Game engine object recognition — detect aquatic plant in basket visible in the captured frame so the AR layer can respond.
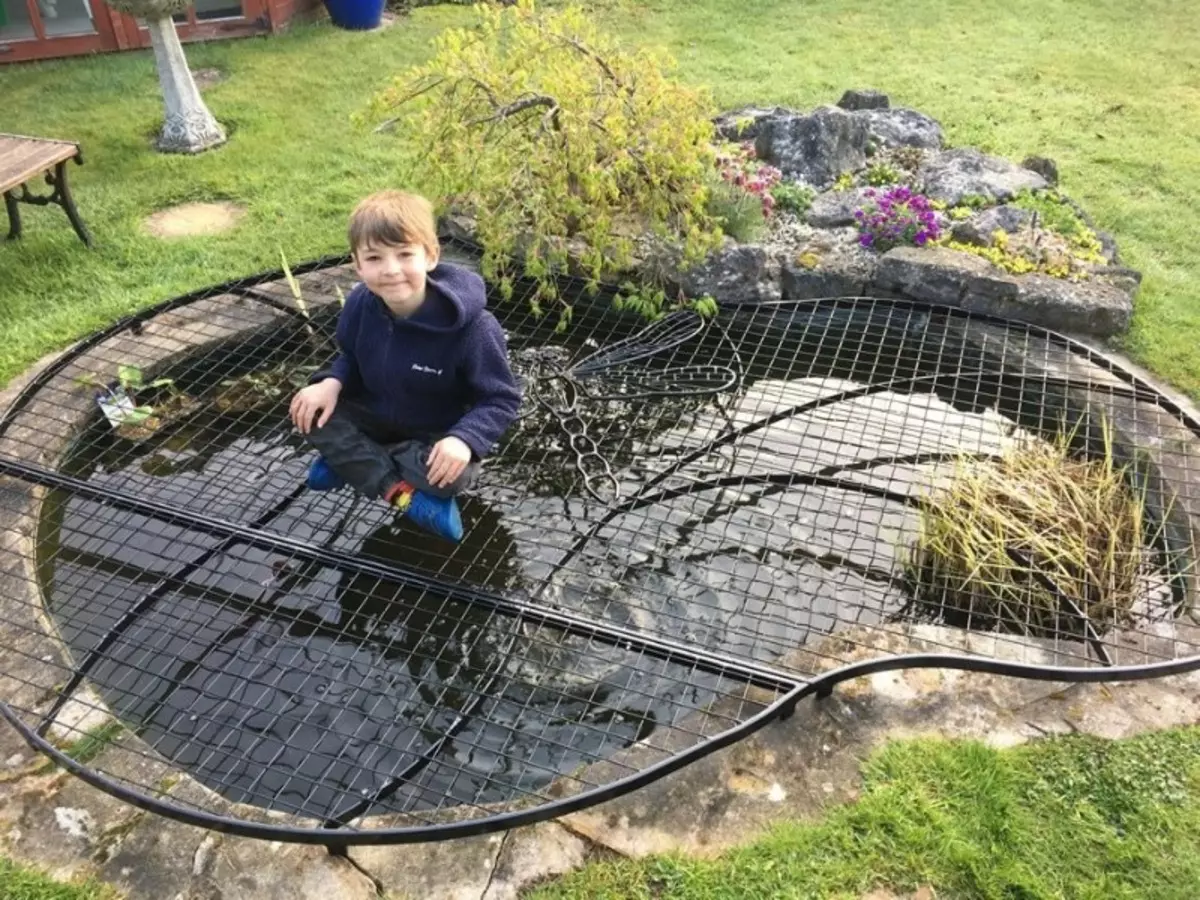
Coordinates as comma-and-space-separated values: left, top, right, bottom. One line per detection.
907, 422, 1154, 641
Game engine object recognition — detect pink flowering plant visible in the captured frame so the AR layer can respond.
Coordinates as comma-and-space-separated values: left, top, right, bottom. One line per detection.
714, 142, 782, 218
854, 186, 942, 251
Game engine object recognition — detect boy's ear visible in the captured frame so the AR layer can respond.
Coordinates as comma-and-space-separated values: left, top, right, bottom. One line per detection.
426, 246, 441, 271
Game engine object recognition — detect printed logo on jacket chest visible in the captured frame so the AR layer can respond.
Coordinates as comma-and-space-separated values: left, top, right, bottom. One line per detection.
411, 363, 444, 376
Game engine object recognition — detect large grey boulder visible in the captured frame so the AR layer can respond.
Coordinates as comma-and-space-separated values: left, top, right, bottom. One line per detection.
920, 148, 1048, 205
806, 187, 876, 228
754, 106, 870, 189
857, 108, 945, 150
678, 242, 782, 306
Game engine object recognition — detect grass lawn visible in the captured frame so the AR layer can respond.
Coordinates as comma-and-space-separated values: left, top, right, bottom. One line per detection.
532, 726, 1200, 900
0, 0, 1198, 391
0, 859, 114, 900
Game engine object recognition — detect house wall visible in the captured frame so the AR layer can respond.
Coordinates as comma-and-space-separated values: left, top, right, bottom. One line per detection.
0, 0, 321, 63
265, 0, 322, 32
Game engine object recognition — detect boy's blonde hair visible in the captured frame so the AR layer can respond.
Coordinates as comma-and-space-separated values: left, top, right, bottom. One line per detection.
348, 191, 439, 258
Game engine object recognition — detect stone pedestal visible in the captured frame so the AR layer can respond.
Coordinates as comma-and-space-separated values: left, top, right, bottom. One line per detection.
146, 17, 227, 154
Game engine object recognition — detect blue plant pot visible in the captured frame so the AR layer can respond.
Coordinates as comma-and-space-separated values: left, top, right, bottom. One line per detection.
323, 0, 384, 31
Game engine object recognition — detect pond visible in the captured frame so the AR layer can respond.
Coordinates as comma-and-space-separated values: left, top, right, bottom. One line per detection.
35, 292, 1188, 827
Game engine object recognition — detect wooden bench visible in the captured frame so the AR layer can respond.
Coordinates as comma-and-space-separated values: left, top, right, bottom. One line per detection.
1, 133, 92, 247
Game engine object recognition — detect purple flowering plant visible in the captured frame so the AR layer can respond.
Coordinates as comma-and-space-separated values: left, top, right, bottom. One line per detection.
854, 186, 942, 251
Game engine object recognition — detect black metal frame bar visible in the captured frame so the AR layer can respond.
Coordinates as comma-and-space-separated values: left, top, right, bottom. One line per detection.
5, 644, 1199, 847
1, 457, 803, 696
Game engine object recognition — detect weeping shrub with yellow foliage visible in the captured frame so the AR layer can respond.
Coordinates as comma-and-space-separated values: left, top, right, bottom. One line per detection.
363, 1, 726, 326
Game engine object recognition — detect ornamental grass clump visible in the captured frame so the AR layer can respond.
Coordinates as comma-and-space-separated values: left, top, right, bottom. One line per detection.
854, 186, 942, 251
908, 423, 1150, 640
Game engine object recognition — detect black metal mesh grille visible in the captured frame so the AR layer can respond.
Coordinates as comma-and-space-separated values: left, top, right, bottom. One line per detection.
1, 242, 1198, 843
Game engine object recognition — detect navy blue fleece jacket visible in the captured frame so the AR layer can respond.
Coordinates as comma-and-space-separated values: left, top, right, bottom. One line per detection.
325, 263, 522, 459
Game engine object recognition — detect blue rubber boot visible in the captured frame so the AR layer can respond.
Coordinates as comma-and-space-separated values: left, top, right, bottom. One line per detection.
397, 490, 464, 542
306, 457, 345, 491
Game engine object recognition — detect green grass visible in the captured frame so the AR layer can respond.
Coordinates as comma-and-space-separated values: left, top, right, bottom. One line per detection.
59, 721, 124, 766
0, 860, 115, 900
0, 0, 1198, 392
531, 726, 1200, 900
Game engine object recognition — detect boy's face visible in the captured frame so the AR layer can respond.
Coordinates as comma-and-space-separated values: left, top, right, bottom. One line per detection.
353, 240, 439, 309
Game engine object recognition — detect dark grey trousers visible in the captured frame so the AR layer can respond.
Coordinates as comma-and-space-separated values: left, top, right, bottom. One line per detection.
303, 399, 479, 500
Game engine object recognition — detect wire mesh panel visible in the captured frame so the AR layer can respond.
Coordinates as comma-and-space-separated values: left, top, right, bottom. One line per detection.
1, 242, 1198, 843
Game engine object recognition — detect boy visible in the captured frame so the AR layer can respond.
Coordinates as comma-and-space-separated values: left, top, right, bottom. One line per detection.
289, 190, 522, 542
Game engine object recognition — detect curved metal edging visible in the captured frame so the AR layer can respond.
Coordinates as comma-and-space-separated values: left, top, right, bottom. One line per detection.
3, 255, 1197, 445
1, 255, 1199, 844
5, 648, 1200, 846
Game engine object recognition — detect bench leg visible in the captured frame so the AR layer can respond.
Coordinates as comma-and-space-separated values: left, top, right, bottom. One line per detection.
3, 191, 20, 241
53, 161, 92, 248
5, 159, 92, 248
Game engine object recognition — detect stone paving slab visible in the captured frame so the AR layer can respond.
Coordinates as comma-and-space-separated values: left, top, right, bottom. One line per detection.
351, 831, 505, 900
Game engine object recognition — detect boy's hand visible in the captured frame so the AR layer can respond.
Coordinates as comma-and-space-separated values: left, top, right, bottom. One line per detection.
289, 379, 341, 434
427, 436, 471, 489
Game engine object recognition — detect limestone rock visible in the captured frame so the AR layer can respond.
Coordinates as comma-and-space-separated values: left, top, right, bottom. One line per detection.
482, 824, 588, 900
873, 245, 1019, 309
806, 186, 875, 228
782, 243, 881, 300
352, 833, 505, 900
678, 241, 782, 305
1009, 273, 1133, 336
870, 246, 1131, 336
1022, 154, 1060, 185
837, 88, 890, 110
950, 204, 1035, 246
713, 105, 790, 142
857, 107, 945, 150
920, 148, 1048, 205
754, 106, 871, 189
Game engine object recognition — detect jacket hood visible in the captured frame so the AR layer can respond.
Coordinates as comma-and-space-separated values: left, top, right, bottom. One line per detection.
377, 262, 487, 334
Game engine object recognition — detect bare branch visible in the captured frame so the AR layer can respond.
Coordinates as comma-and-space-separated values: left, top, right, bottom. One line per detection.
470, 94, 560, 127
372, 77, 449, 133
467, 77, 502, 110
379, 76, 447, 111
555, 34, 623, 88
